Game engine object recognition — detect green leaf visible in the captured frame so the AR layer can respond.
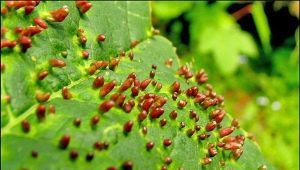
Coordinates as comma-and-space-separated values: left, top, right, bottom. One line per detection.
1, 1, 274, 170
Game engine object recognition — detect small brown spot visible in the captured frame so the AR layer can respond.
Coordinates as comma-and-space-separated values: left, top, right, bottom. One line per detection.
258, 165, 268, 170
49, 59, 66, 68
142, 126, 148, 135
76, 0, 92, 14
169, 110, 177, 120
140, 79, 151, 91
219, 127, 235, 137
82, 50, 89, 59
156, 83, 162, 91
109, 58, 120, 70
93, 76, 104, 89
164, 157, 172, 165
202, 157, 212, 165
130, 40, 139, 48
208, 147, 218, 157
149, 70, 155, 78
100, 80, 116, 97
86, 152, 94, 161
186, 128, 195, 137
21, 119, 30, 133
37, 70, 48, 80
165, 58, 173, 68
90, 115, 100, 126
163, 139, 172, 147
205, 121, 217, 132
194, 125, 201, 131
62, 86, 72, 99
161, 166, 167, 170
131, 86, 139, 97
128, 51, 134, 60
36, 104, 46, 121
69, 150, 78, 160
152, 64, 157, 69
231, 118, 240, 128
177, 100, 187, 109
119, 78, 134, 92
122, 160, 133, 170
171, 81, 180, 93
33, 17, 47, 29
123, 120, 134, 133
138, 110, 147, 122
31, 150, 38, 158
180, 122, 185, 128
48, 104, 56, 113
35, 92, 51, 103
73, 117, 81, 127
160, 119, 167, 127
106, 167, 117, 170
99, 100, 115, 112
146, 141, 155, 151
123, 102, 133, 113
49, 6, 69, 22
198, 134, 207, 141
150, 107, 164, 119
59, 134, 71, 149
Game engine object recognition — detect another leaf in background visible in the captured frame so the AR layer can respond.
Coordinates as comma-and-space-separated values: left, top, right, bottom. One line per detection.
152, 1, 193, 20
252, 2, 272, 55
188, 3, 258, 75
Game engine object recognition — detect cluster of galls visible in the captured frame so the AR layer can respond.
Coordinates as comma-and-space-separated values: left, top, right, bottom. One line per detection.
1, 1, 92, 52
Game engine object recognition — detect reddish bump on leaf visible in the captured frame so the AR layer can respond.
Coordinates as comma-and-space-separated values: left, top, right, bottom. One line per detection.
127, 72, 137, 80
123, 102, 133, 113
48, 104, 56, 113
69, 150, 78, 160
33, 17, 48, 29
82, 50, 89, 59
99, 100, 115, 112
141, 98, 154, 112
73, 117, 81, 127
150, 107, 164, 119
169, 110, 177, 120
36, 104, 46, 121
171, 81, 180, 93
163, 138, 172, 147
119, 78, 134, 92
93, 76, 104, 89
142, 126, 148, 135
106, 167, 117, 170
31, 150, 38, 158
86, 152, 94, 161
177, 100, 187, 109
138, 110, 147, 122
91, 115, 100, 126
160, 119, 167, 127
0, 62, 5, 72
186, 128, 195, 137
115, 95, 126, 107
35, 92, 51, 103
219, 126, 235, 138
49, 58, 66, 68
165, 58, 173, 68
109, 58, 120, 70
19, 36, 32, 52
128, 51, 134, 60
37, 70, 48, 80
100, 80, 116, 97
49, 6, 69, 22
149, 70, 155, 78
25, 6, 35, 15
205, 121, 217, 132
62, 87, 72, 99
208, 147, 218, 157
123, 120, 134, 133
130, 40, 139, 48
122, 160, 133, 170
164, 157, 172, 164
146, 141, 155, 151
59, 134, 71, 149
97, 34, 106, 42
202, 157, 212, 165
76, 0, 92, 14
140, 78, 151, 91
131, 86, 139, 97
155, 83, 162, 91
21, 119, 30, 133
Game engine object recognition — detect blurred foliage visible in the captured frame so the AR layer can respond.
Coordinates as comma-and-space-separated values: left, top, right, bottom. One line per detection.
152, 1, 299, 170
